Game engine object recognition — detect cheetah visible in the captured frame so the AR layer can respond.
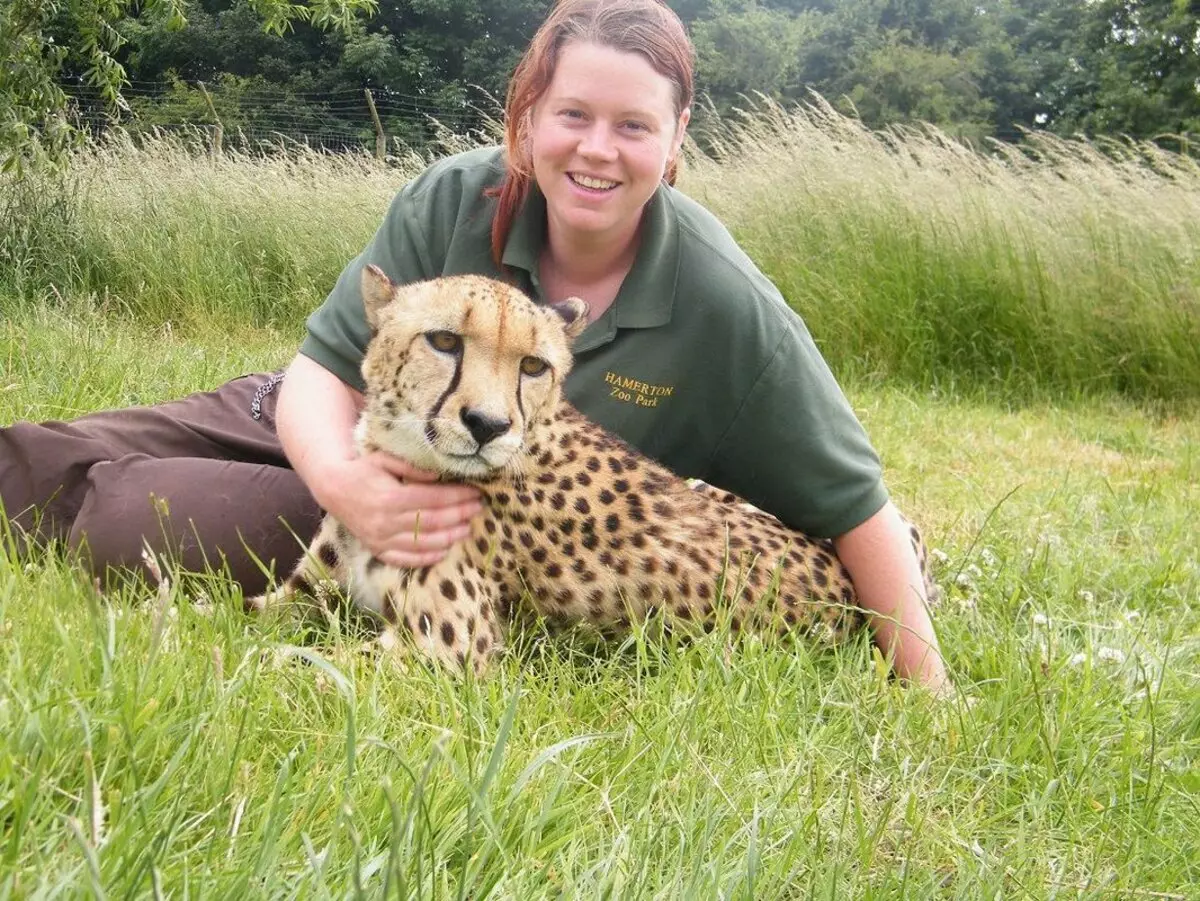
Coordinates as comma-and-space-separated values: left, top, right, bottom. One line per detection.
248, 266, 937, 675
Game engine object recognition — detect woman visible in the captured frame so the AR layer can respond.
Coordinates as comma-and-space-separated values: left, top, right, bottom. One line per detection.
0, 0, 947, 691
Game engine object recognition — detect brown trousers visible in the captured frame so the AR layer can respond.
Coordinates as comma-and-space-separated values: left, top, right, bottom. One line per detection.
0, 373, 323, 594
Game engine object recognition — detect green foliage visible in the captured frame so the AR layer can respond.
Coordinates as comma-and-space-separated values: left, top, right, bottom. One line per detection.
4, 105, 1199, 406
6, 0, 1200, 173
843, 36, 995, 139
2, 314, 1198, 894
692, 2, 813, 104
0, 0, 375, 173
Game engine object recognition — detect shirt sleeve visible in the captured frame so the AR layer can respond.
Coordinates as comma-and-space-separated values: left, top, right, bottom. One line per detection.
300, 187, 437, 391
704, 313, 889, 538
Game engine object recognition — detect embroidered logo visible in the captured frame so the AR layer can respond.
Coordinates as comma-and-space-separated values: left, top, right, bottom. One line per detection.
604, 370, 676, 408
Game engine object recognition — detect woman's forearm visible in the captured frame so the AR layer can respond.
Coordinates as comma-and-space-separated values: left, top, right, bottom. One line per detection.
275, 353, 364, 506
833, 502, 949, 691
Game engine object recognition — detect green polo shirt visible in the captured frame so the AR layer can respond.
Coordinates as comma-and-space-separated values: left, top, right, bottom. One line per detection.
302, 146, 887, 537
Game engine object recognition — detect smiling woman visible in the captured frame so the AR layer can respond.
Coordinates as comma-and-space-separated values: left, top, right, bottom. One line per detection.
528, 41, 690, 323
0, 0, 948, 690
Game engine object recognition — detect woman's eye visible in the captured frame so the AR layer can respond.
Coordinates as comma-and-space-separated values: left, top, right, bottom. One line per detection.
426, 331, 462, 353
520, 356, 549, 377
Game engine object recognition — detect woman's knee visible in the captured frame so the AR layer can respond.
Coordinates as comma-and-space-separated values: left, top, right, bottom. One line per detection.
68, 455, 322, 595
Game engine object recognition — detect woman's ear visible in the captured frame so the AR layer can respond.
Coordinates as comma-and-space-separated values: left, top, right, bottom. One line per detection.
672, 107, 691, 157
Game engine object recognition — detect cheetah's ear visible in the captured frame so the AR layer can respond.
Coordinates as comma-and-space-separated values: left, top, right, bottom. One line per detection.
361, 264, 398, 331
548, 296, 589, 341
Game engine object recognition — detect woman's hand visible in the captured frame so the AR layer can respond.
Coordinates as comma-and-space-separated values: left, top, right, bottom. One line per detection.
312, 451, 482, 568
275, 353, 482, 568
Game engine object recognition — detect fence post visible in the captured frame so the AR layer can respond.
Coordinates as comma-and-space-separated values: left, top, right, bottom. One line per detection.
364, 88, 386, 160
198, 82, 223, 157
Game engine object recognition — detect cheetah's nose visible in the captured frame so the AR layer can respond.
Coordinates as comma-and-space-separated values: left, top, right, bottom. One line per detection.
461, 408, 511, 446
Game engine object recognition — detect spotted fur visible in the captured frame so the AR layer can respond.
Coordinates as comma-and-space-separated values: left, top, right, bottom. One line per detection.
248, 268, 938, 674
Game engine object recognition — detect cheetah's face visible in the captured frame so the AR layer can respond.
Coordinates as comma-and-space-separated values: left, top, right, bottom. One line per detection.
357, 266, 588, 480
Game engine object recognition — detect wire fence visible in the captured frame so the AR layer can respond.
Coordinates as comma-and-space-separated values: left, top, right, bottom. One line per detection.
63, 80, 501, 156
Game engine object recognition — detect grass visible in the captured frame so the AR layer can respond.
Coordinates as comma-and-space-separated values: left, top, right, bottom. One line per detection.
2, 299, 1197, 898
2, 105, 1199, 405
1, 106, 1199, 895
687, 98, 1200, 406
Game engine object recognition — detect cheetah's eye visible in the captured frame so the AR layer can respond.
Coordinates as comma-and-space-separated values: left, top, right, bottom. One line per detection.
426, 331, 462, 354
520, 356, 549, 377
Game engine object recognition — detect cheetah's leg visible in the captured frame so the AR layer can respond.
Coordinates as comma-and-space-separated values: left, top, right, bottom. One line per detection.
373, 565, 506, 678
243, 516, 348, 621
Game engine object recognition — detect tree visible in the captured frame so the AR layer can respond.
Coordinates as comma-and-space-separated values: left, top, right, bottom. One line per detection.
692, 1, 816, 105
0, 0, 377, 173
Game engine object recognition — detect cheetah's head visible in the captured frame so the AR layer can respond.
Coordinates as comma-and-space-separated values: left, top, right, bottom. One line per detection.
357, 266, 588, 480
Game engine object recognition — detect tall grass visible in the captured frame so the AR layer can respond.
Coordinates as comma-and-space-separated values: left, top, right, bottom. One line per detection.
0, 130, 416, 330
2, 116, 1198, 896
1, 315, 1197, 896
2, 108, 1198, 404
687, 98, 1200, 405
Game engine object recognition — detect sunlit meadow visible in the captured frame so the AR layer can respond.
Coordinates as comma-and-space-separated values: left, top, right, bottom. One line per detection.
1, 106, 1197, 897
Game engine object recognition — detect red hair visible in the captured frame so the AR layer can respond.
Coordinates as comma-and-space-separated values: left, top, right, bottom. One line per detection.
489, 0, 695, 268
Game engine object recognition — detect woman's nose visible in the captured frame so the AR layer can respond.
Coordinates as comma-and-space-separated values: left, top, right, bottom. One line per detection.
577, 123, 617, 160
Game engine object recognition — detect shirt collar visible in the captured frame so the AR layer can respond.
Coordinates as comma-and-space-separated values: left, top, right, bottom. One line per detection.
501, 182, 680, 330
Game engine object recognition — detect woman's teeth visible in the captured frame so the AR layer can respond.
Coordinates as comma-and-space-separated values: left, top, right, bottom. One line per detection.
570, 173, 618, 190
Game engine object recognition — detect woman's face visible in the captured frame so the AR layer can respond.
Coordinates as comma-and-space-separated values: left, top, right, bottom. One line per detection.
530, 41, 689, 249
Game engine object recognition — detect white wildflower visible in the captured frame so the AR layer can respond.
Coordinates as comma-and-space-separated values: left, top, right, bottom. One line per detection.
980, 548, 998, 568
1068, 652, 1089, 667
1096, 647, 1126, 664
1078, 590, 1095, 604
1032, 613, 1049, 627
931, 548, 950, 564
1123, 610, 1142, 622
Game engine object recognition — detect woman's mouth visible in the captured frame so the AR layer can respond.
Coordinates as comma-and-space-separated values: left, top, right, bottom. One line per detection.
568, 172, 619, 191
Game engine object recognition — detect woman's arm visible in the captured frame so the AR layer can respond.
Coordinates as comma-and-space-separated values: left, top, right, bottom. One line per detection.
833, 501, 950, 692
275, 353, 482, 568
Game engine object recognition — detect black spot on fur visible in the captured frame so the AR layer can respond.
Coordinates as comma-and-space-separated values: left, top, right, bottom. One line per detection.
440, 621, 455, 646
317, 543, 339, 570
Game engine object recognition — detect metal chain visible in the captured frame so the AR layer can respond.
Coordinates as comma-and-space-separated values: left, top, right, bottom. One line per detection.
249, 372, 285, 421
